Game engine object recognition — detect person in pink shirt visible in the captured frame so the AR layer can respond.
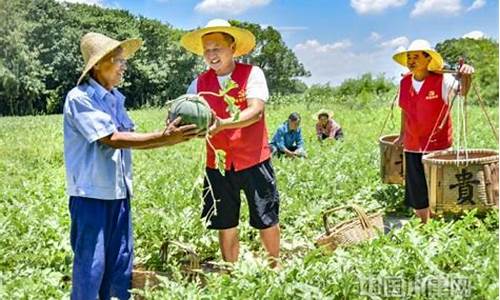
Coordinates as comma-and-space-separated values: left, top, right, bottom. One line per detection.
315, 109, 343, 141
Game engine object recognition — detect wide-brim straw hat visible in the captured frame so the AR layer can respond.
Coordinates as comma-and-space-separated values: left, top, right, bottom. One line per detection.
314, 109, 334, 120
78, 32, 143, 85
392, 39, 444, 72
180, 19, 255, 57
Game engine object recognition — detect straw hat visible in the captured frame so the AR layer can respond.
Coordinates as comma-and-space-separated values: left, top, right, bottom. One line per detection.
180, 19, 255, 57
392, 39, 444, 72
314, 109, 334, 120
77, 32, 143, 85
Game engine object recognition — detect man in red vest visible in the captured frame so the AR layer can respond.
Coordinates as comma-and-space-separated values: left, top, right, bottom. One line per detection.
181, 19, 280, 267
392, 39, 474, 223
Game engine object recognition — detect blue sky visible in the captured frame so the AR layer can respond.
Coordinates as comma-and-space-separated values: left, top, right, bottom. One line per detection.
62, 0, 498, 85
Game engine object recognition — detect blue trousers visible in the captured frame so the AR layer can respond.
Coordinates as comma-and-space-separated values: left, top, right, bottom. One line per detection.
69, 196, 133, 300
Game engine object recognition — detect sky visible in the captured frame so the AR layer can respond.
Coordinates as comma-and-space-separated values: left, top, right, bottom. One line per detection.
60, 0, 499, 86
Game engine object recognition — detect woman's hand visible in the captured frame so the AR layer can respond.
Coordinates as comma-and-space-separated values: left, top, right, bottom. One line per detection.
163, 117, 199, 145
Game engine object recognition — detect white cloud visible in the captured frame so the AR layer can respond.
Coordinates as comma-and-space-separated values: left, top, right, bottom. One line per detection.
109, 1, 121, 8
379, 36, 409, 48
410, 0, 462, 17
462, 30, 486, 39
194, 0, 271, 15
466, 0, 486, 11
369, 32, 382, 42
56, 0, 104, 6
259, 24, 308, 37
294, 39, 352, 53
294, 39, 403, 85
274, 26, 308, 32
351, 0, 407, 14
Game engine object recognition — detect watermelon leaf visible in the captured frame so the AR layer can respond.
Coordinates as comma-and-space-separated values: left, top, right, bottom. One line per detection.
220, 80, 241, 121
215, 149, 226, 175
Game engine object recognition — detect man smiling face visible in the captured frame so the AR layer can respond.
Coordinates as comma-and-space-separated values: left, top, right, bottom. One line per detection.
202, 32, 236, 76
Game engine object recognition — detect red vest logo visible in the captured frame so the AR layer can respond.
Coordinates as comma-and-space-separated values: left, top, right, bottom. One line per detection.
425, 90, 439, 100
236, 88, 246, 103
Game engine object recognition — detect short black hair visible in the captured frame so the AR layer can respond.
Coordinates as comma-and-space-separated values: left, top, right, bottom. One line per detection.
288, 112, 301, 122
318, 113, 329, 119
202, 32, 235, 45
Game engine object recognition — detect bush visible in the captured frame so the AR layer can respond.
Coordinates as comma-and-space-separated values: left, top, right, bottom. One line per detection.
0, 0, 308, 116
281, 73, 397, 109
436, 38, 499, 106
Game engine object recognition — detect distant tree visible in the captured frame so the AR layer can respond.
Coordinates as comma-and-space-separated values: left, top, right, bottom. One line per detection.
24, 0, 82, 113
0, 0, 311, 115
230, 20, 310, 95
436, 38, 498, 106
0, 0, 203, 115
0, 0, 46, 115
126, 17, 203, 108
334, 73, 395, 98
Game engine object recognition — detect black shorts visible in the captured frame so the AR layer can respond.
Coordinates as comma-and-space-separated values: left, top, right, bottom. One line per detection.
404, 152, 429, 209
201, 159, 280, 230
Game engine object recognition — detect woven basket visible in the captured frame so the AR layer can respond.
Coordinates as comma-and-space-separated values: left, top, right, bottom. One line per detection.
422, 149, 499, 215
379, 134, 405, 185
315, 204, 384, 251
131, 269, 166, 290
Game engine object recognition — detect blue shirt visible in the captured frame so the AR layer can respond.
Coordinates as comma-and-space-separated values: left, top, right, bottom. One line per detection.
63, 78, 135, 200
270, 122, 304, 151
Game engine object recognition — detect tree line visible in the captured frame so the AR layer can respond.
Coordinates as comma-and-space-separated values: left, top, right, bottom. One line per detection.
0, 0, 309, 116
0, 0, 497, 116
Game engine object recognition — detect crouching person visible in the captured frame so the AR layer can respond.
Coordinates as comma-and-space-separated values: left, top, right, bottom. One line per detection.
270, 112, 307, 158
315, 109, 343, 141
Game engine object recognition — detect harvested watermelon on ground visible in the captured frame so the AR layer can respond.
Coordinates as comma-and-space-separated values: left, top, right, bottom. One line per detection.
168, 94, 213, 131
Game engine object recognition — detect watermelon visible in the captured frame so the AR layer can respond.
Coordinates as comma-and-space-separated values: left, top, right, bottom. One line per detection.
168, 94, 213, 131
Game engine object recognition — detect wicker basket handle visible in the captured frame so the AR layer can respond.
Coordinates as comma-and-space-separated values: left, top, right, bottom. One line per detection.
159, 239, 200, 270
322, 204, 373, 235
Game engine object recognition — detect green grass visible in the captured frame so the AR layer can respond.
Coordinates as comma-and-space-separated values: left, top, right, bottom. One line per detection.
0, 100, 498, 299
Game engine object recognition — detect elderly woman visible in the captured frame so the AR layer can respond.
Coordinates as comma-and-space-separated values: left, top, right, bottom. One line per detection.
63, 32, 199, 299
315, 109, 343, 141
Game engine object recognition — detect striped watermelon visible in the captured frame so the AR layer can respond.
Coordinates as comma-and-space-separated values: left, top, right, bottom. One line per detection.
168, 94, 212, 131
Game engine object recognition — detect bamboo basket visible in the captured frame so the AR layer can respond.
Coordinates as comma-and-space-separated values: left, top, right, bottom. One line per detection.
315, 204, 384, 251
131, 269, 166, 289
379, 134, 405, 185
422, 149, 499, 215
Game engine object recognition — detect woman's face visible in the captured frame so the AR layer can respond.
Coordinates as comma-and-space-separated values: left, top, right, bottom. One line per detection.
202, 33, 236, 76
92, 47, 127, 90
406, 51, 431, 73
319, 115, 328, 126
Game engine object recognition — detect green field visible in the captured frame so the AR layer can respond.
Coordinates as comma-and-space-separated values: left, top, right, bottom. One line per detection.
0, 99, 498, 299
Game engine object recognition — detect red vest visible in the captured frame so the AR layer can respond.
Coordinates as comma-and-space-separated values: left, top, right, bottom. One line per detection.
399, 73, 452, 152
197, 63, 271, 171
